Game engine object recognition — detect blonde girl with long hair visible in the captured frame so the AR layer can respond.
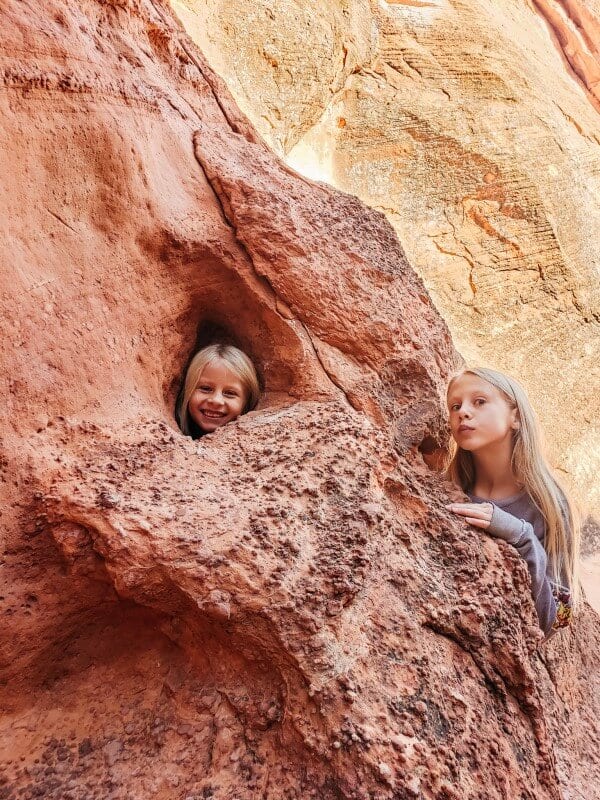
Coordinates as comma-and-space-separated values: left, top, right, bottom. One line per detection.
177, 344, 260, 438
445, 367, 580, 638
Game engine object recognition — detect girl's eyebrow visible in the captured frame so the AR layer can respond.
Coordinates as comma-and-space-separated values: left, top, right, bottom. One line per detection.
448, 390, 490, 403
198, 383, 242, 391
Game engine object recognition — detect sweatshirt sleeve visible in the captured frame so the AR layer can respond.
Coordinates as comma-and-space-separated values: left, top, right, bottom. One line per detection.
487, 505, 559, 637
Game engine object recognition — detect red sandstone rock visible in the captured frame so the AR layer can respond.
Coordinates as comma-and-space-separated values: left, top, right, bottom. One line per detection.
0, 2, 599, 799
532, 0, 600, 112
177, 0, 600, 527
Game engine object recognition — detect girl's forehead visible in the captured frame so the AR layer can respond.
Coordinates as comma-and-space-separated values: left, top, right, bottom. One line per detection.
199, 358, 243, 384
448, 373, 495, 397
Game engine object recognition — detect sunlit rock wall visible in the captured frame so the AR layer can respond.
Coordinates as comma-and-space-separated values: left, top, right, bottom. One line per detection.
173, 0, 600, 525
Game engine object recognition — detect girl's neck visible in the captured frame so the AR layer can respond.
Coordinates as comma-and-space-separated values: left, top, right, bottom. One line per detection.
472, 447, 523, 500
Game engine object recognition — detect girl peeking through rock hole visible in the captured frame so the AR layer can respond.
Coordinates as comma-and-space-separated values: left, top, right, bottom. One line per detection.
444, 367, 581, 639
177, 344, 260, 439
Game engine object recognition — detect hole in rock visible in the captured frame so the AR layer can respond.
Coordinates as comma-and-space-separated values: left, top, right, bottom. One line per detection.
143, 226, 338, 440
152, 241, 302, 434
418, 434, 447, 472
173, 317, 265, 439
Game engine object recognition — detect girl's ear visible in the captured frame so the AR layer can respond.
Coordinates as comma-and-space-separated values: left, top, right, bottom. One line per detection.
511, 408, 521, 430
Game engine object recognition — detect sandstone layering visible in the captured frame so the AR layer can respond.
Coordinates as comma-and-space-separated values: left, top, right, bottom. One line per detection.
174, 0, 600, 524
1, 2, 600, 799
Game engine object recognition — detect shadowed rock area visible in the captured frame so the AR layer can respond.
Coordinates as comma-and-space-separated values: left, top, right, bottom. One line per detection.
1, 2, 599, 799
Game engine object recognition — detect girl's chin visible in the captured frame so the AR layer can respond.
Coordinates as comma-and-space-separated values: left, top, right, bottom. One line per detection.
456, 438, 480, 452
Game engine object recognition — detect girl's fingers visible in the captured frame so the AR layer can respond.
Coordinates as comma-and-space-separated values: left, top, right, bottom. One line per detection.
445, 502, 489, 511
446, 503, 492, 519
445, 503, 493, 529
465, 517, 490, 529
449, 506, 485, 517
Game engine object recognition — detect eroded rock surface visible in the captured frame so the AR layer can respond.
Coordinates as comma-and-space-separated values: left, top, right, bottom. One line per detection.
1, 2, 600, 799
174, 0, 600, 526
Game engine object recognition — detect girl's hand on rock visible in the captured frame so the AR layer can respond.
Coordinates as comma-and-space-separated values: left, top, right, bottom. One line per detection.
445, 502, 493, 530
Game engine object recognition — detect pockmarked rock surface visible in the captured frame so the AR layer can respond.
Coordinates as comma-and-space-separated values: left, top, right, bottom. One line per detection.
1, 2, 600, 799
174, 0, 600, 526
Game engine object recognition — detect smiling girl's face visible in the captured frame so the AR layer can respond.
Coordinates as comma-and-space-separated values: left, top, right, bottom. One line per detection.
447, 372, 519, 454
188, 358, 248, 433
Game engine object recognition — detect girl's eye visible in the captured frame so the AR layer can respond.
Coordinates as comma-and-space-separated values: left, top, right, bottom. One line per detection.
450, 403, 460, 411
224, 390, 239, 397
474, 398, 486, 406
198, 385, 212, 392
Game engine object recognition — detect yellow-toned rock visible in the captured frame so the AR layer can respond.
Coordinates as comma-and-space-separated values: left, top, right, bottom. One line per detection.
174, 0, 600, 525
172, 0, 376, 154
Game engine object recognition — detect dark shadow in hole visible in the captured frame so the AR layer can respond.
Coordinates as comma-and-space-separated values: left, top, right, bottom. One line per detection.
419, 434, 448, 472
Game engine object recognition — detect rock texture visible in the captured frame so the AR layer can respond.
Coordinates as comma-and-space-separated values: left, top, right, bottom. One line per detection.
1, 2, 600, 800
174, 0, 600, 526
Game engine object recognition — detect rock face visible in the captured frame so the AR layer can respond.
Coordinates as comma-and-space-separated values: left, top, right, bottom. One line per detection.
1, 2, 600, 800
174, 0, 600, 525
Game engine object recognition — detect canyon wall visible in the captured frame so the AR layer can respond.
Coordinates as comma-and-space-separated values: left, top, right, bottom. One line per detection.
1, 2, 600, 799
173, 0, 600, 526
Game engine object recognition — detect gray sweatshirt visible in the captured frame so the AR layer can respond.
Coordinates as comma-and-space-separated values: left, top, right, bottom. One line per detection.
468, 491, 570, 638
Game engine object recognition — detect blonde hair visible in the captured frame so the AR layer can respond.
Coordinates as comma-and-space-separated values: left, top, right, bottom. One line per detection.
178, 344, 260, 436
446, 367, 581, 609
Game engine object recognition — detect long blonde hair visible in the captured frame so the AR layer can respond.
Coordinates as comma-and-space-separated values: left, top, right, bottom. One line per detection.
178, 344, 260, 436
446, 367, 581, 608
